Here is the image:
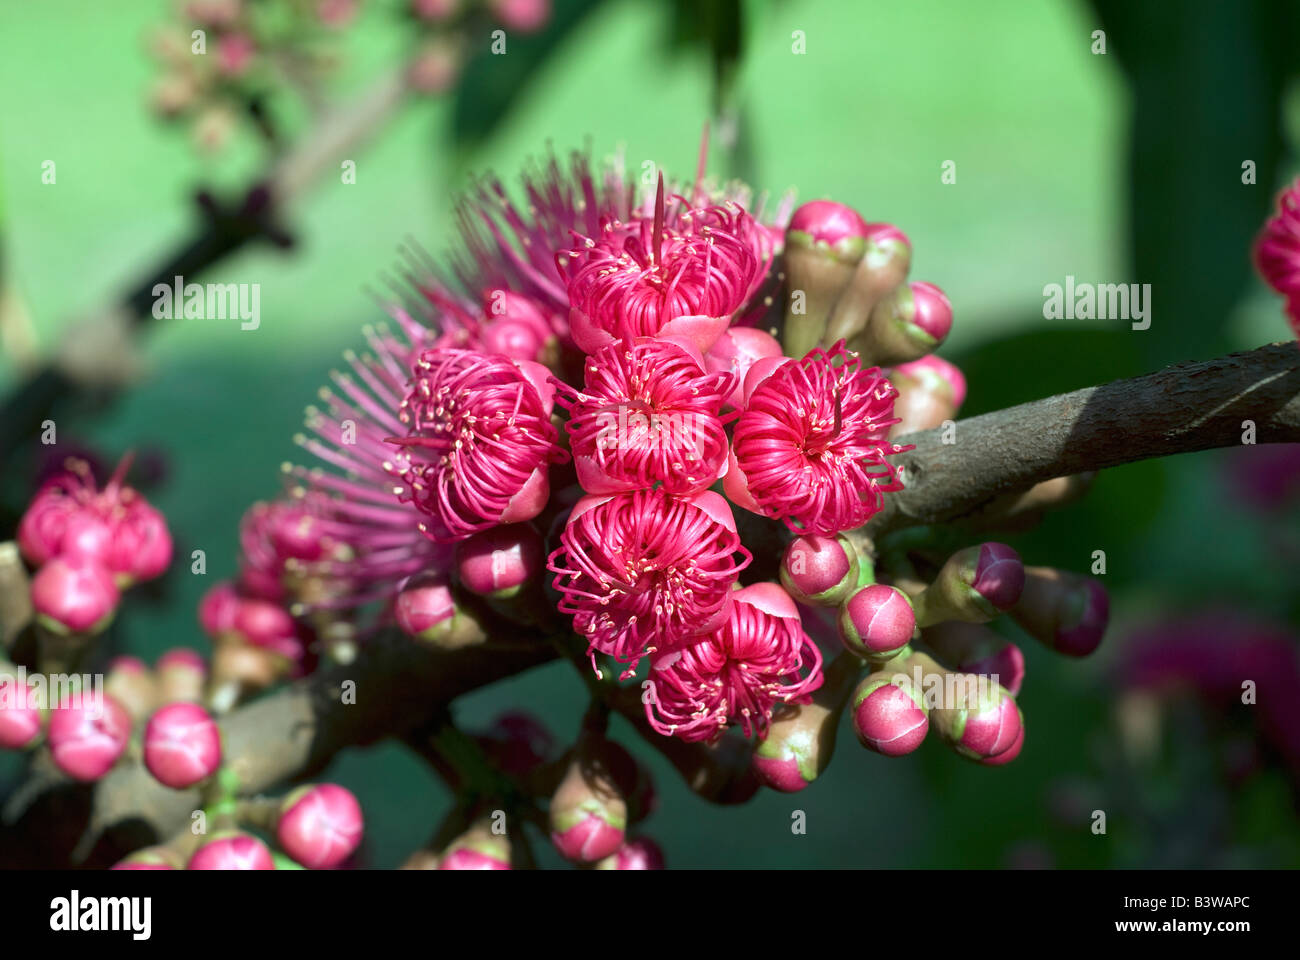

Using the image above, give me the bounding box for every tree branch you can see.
[5,342,1300,865]
[869,342,1300,535]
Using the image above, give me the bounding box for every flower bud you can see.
[780,533,861,606]
[850,671,929,757]
[856,281,953,367]
[1010,567,1109,657]
[704,326,785,409]
[781,200,869,359]
[408,37,462,95]
[187,832,276,870]
[48,694,131,781]
[0,677,43,749]
[112,847,182,870]
[922,621,1025,696]
[475,710,555,778]
[888,354,966,438]
[393,573,488,649]
[911,542,1024,627]
[30,556,119,636]
[198,581,241,638]
[277,783,365,869]
[595,836,665,870]
[837,583,916,660]
[455,523,543,599]
[978,725,1024,766]
[157,648,207,703]
[412,0,459,21]
[824,223,912,346]
[143,702,222,789]
[105,655,158,722]
[438,817,513,870]
[917,654,1023,762]
[549,741,636,864]
[488,0,551,32]
[752,654,860,791]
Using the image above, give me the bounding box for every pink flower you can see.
[725,341,909,535]
[488,0,551,32]
[548,489,751,673]
[289,324,451,617]
[277,783,365,869]
[216,32,254,77]
[237,498,335,602]
[47,695,131,782]
[644,582,823,742]
[17,456,172,585]
[388,349,565,541]
[560,181,771,354]
[188,832,275,870]
[1254,177,1300,337]
[143,703,222,789]
[555,336,735,495]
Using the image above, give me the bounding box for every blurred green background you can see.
[2,0,1299,867]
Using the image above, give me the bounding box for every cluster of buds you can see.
[18,456,172,641]
[0,647,216,787]
[114,781,365,870]
[144,0,362,152]
[402,711,663,870]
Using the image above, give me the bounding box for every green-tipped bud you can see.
[780,533,862,606]
[781,201,871,359]
[910,542,1024,627]
[1010,566,1109,657]
[823,223,912,347]
[853,281,952,367]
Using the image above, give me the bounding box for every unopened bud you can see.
[780,533,861,606]
[1010,567,1109,657]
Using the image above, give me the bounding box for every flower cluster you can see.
[18,456,172,636]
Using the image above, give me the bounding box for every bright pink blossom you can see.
[555,336,735,495]
[560,183,771,354]
[548,489,751,673]
[644,582,823,742]
[389,349,565,541]
[726,341,909,535]
[17,457,171,585]
[1254,177,1300,337]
